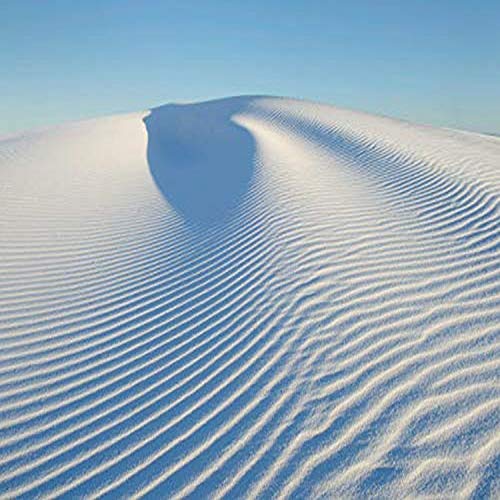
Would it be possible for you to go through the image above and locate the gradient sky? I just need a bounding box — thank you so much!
[1,0,499,135]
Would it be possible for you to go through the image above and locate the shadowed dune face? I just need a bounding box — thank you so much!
[143,98,256,225]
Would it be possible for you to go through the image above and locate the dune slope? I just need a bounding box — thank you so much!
[0,96,499,498]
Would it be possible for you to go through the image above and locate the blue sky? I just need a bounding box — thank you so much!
[1,0,499,134]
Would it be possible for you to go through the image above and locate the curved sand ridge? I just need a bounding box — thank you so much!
[0,96,499,498]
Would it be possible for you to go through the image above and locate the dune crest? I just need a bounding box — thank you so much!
[0,96,499,498]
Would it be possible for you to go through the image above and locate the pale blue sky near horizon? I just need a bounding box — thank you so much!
[1,0,499,135]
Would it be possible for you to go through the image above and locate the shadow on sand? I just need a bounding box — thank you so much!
[143,97,256,226]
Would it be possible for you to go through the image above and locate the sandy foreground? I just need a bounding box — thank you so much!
[0,96,499,498]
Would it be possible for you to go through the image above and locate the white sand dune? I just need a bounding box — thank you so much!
[0,96,499,498]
